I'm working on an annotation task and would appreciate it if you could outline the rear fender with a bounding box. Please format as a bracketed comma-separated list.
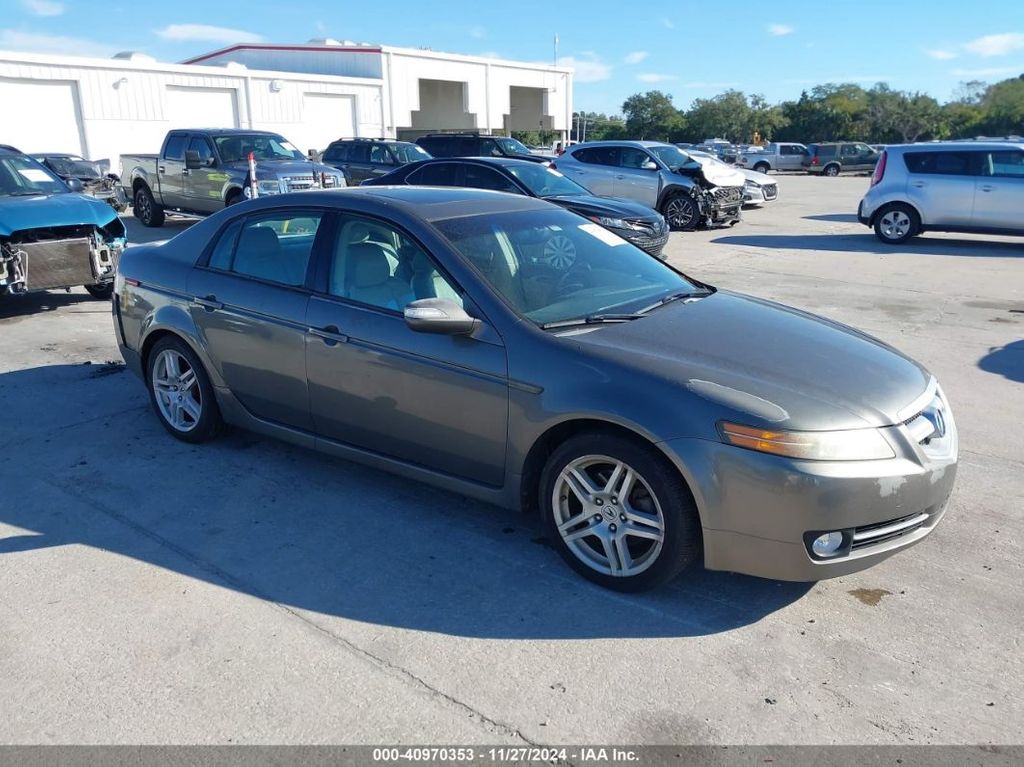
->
[138, 301, 226, 389]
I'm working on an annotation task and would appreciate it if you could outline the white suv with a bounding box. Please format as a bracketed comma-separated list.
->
[858, 141, 1024, 244]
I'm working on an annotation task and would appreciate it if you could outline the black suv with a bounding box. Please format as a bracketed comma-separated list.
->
[321, 138, 432, 184]
[802, 142, 880, 176]
[414, 133, 551, 163]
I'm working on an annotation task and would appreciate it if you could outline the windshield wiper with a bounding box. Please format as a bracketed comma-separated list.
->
[541, 313, 643, 330]
[5, 191, 47, 196]
[636, 289, 713, 315]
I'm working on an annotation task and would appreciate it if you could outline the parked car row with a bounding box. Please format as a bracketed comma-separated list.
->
[736, 141, 883, 177]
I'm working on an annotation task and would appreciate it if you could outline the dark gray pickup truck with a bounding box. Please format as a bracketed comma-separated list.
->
[120, 129, 347, 227]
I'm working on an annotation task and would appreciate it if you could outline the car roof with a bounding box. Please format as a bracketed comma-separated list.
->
[328, 137, 412, 144]
[174, 129, 283, 136]
[569, 140, 674, 149]
[418, 156, 542, 168]
[883, 141, 1024, 152]
[239, 186, 553, 223]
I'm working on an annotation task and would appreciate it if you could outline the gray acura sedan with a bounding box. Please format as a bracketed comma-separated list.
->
[114, 187, 957, 591]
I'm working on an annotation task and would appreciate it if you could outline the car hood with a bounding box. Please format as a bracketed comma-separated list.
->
[739, 168, 772, 184]
[0, 192, 120, 236]
[223, 159, 341, 177]
[544, 194, 662, 221]
[566, 290, 931, 430]
[687, 159, 747, 187]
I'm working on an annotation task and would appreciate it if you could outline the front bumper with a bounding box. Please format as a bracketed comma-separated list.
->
[660, 410, 957, 581]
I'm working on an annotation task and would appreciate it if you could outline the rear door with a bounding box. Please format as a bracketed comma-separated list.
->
[612, 147, 660, 208]
[158, 132, 189, 209]
[903, 150, 978, 227]
[187, 209, 328, 431]
[184, 135, 223, 214]
[345, 144, 373, 183]
[560, 146, 618, 196]
[973, 148, 1024, 231]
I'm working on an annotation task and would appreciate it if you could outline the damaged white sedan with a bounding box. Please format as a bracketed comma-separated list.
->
[1, 144, 126, 301]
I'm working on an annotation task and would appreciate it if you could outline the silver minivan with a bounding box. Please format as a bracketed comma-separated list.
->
[859, 141, 1024, 243]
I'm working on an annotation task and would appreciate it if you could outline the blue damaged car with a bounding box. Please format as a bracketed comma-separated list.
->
[1, 144, 126, 301]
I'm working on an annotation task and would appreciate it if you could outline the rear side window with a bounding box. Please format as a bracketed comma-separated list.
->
[323, 143, 349, 162]
[903, 151, 979, 176]
[164, 134, 188, 161]
[572, 146, 618, 166]
[985, 150, 1024, 178]
[814, 145, 836, 158]
[408, 162, 460, 186]
[463, 164, 520, 193]
[209, 212, 324, 286]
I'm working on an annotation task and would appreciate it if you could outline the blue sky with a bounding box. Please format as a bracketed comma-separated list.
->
[2, 0, 1024, 114]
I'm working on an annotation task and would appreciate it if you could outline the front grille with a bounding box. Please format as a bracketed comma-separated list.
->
[851, 512, 930, 551]
[623, 230, 669, 255]
[713, 186, 743, 205]
[282, 175, 315, 192]
[762, 184, 778, 200]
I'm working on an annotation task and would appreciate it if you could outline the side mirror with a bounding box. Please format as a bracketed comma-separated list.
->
[185, 150, 202, 170]
[642, 160, 659, 171]
[404, 298, 479, 335]
[65, 177, 84, 192]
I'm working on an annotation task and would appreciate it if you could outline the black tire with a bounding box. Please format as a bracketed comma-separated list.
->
[540, 431, 702, 592]
[873, 203, 920, 245]
[225, 189, 243, 207]
[133, 185, 165, 227]
[753, 162, 771, 174]
[146, 336, 222, 443]
[84, 283, 114, 300]
[823, 163, 841, 177]
[661, 192, 699, 232]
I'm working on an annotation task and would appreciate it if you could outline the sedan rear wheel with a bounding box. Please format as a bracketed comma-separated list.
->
[541, 433, 701, 591]
[147, 337, 221, 443]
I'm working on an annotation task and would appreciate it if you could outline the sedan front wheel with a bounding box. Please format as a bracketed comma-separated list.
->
[541, 432, 701, 591]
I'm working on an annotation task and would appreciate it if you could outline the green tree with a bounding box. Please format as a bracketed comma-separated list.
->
[685, 90, 751, 142]
[978, 75, 1024, 135]
[621, 91, 685, 140]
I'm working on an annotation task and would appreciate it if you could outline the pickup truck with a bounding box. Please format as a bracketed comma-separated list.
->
[734, 142, 808, 173]
[120, 129, 346, 227]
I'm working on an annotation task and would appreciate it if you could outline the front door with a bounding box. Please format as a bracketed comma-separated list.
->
[612, 147, 660, 208]
[305, 215, 509, 486]
[184, 135, 223, 214]
[187, 208, 328, 431]
[973, 148, 1024, 231]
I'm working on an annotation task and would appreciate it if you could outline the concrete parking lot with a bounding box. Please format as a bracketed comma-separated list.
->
[0, 176, 1021, 745]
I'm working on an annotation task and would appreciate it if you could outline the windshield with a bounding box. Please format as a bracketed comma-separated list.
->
[648, 145, 699, 171]
[0, 155, 68, 197]
[435, 209, 699, 325]
[392, 143, 431, 163]
[506, 164, 588, 198]
[497, 137, 533, 155]
[214, 134, 304, 163]
[45, 156, 102, 179]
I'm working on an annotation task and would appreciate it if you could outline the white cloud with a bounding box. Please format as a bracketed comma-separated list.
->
[20, 0, 64, 16]
[0, 29, 113, 57]
[624, 50, 648, 64]
[637, 72, 676, 83]
[469, 25, 486, 40]
[557, 54, 610, 83]
[952, 65, 1024, 77]
[476, 51, 503, 60]
[155, 24, 263, 44]
[927, 49, 957, 60]
[660, 17, 675, 29]
[963, 32, 1024, 57]
[767, 23, 794, 37]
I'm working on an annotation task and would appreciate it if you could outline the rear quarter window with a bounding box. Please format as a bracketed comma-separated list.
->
[904, 151, 979, 176]
[323, 143, 349, 162]
[814, 145, 837, 158]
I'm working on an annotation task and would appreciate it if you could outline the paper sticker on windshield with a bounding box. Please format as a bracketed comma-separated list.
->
[281, 142, 299, 153]
[578, 223, 626, 246]
[18, 168, 52, 182]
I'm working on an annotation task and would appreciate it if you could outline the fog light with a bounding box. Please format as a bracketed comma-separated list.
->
[811, 531, 844, 557]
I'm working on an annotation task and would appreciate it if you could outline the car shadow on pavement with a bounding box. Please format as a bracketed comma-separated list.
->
[713, 233, 1023, 258]
[121, 214, 196, 245]
[0, 290, 107, 319]
[979, 340, 1024, 383]
[803, 213, 860, 223]
[0, 363, 813, 640]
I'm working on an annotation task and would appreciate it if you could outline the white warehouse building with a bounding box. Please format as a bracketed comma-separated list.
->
[0, 40, 573, 166]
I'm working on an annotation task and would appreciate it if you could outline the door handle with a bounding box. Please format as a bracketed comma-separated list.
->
[615, 174, 626, 180]
[911, 181, 926, 188]
[309, 325, 348, 346]
[158, 165, 166, 174]
[980, 185, 995, 192]
[182, 169, 190, 176]
[193, 295, 223, 311]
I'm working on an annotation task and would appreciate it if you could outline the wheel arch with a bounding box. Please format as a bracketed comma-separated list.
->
[517, 417, 698, 518]
[869, 199, 923, 228]
[655, 182, 696, 211]
[138, 308, 222, 389]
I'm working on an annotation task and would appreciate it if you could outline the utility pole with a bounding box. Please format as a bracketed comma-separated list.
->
[553, 33, 559, 67]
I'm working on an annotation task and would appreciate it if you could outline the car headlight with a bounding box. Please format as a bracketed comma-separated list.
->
[591, 216, 628, 229]
[718, 421, 896, 461]
[246, 179, 284, 195]
[744, 180, 760, 190]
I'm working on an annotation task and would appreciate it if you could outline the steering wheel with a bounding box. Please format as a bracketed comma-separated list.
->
[554, 263, 593, 298]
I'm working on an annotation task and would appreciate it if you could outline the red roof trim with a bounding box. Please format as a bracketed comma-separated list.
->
[182, 44, 383, 65]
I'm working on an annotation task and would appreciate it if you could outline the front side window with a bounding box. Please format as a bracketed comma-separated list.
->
[478, 138, 504, 157]
[619, 148, 655, 169]
[390, 143, 431, 164]
[188, 137, 214, 164]
[496, 137, 532, 155]
[408, 162, 460, 186]
[506, 164, 588, 197]
[840, 145, 860, 158]
[435, 209, 698, 326]
[211, 211, 323, 286]
[370, 145, 393, 164]
[327, 217, 462, 311]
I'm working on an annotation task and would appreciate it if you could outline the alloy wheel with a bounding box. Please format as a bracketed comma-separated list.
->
[151, 349, 202, 433]
[664, 197, 695, 229]
[135, 189, 151, 221]
[552, 455, 665, 577]
[879, 209, 912, 241]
